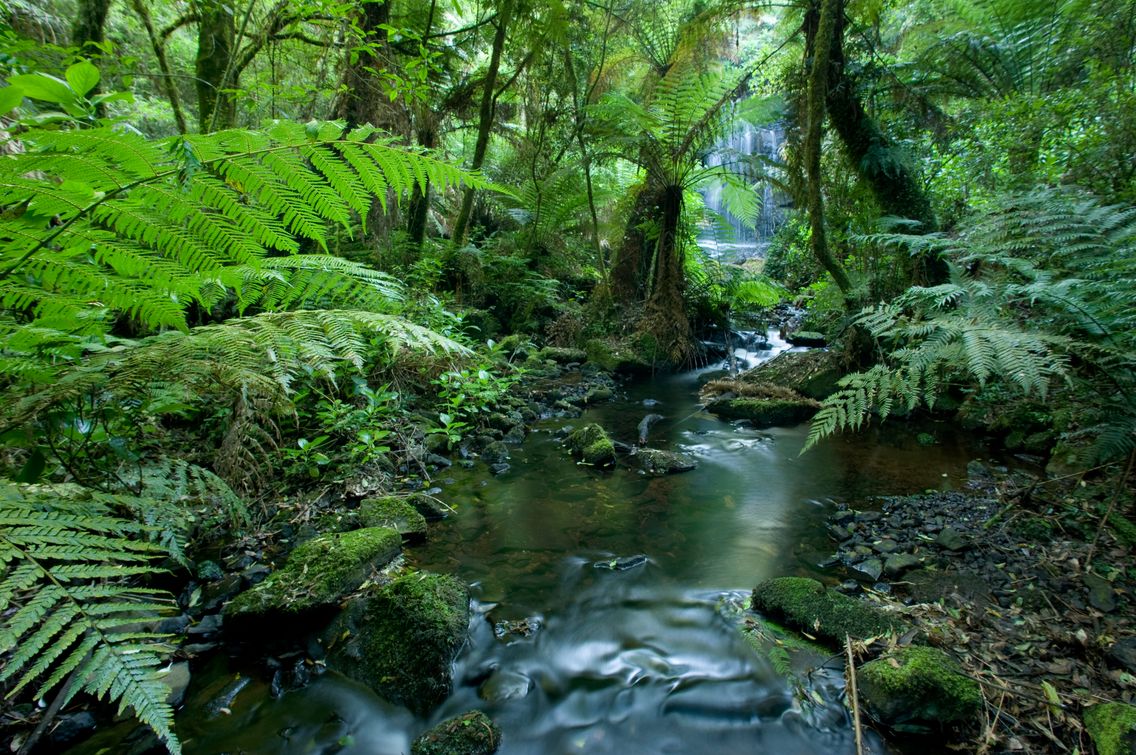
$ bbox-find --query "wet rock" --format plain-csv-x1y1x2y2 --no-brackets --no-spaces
828,524,852,542
411,710,501,755
704,397,819,428
1107,638,1136,674
359,496,428,542
536,347,587,364
1084,702,1136,755
493,617,542,642
1084,573,1117,613
831,510,856,526
502,426,526,445
787,330,826,347
402,491,453,520
426,453,452,468
751,577,908,648
584,337,652,375
883,553,922,577
327,571,469,715
188,613,223,636
736,350,843,399
242,563,271,586
872,539,900,554
159,661,192,707
489,462,511,475
480,441,510,466
633,448,696,475
45,711,97,749
935,527,969,552
594,554,649,571
224,527,401,624
851,558,884,582
157,614,191,635
855,511,882,523
478,669,533,702
564,423,616,467
200,573,243,613
858,646,982,733
585,386,614,404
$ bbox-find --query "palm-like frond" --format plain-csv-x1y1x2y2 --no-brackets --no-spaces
0,481,180,754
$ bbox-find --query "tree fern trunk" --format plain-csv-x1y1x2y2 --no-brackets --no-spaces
452,0,514,246
644,184,694,363
610,182,664,302
196,0,236,132
71,0,111,52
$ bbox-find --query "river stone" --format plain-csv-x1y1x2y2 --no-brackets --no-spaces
536,346,587,364
1107,638,1136,674
478,669,533,702
850,557,884,582
481,441,510,466
736,350,843,400
1084,702,1136,755
705,397,819,428
633,448,696,475
565,423,616,467
158,661,192,707
1084,573,1118,613
751,577,907,648
224,527,401,623
936,527,970,551
858,646,982,733
327,572,470,715
872,539,900,554
400,492,453,521
411,711,501,755
883,553,923,577
786,330,827,347
359,496,428,541
594,554,649,571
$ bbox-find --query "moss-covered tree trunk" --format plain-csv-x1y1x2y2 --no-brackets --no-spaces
610,182,664,302
196,0,236,132
643,184,694,363
333,0,394,129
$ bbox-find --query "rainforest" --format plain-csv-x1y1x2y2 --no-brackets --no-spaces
0,0,1134,752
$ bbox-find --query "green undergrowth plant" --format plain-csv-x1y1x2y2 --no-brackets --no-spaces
804,189,1136,467
0,480,181,753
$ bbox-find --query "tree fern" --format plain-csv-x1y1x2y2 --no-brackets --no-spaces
804,188,1135,463
0,480,180,753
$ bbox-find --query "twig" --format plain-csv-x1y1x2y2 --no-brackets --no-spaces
1085,448,1135,572
845,634,865,755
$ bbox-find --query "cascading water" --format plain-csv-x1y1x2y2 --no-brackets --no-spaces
699,123,787,262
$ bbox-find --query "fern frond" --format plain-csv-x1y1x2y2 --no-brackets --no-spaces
0,480,180,754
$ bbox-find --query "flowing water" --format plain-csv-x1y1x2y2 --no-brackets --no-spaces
157,334,986,755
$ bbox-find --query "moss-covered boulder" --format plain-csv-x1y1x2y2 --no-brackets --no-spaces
738,350,843,400
327,571,470,714
858,646,982,733
536,346,587,364
224,527,401,622
584,337,652,375
358,497,428,541
1084,702,1136,755
706,397,819,428
565,423,616,467
750,577,907,647
411,711,501,755
633,448,696,475
787,330,827,347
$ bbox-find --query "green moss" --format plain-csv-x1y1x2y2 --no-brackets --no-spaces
224,527,401,620
584,337,652,375
858,646,982,731
411,710,501,755
740,350,843,400
565,423,616,467
750,577,907,647
707,398,819,428
1084,702,1136,755
359,496,428,541
329,572,470,714
536,346,587,364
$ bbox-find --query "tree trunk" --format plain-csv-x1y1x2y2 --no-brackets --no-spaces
610,182,664,301
452,0,514,246
132,0,188,133
406,123,436,248
333,0,394,128
196,0,236,132
643,184,694,363
72,0,112,51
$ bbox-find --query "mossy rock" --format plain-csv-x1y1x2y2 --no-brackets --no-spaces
327,571,470,715
564,423,616,467
750,577,907,648
224,527,401,622
401,491,453,521
787,330,827,347
495,334,535,360
411,710,501,755
358,497,428,541
1084,702,1136,755
584,337,652,375
858,646,983,733
536,346,587,364
633,448,696,475
738,350,843,400
706,397,819,428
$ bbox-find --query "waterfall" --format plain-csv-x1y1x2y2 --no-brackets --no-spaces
698,122,787,262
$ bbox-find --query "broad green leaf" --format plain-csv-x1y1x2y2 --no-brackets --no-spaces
65,61,100,97
7,73,75,105
0,86,24,115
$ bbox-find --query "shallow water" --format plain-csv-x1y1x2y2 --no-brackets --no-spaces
166,334,985,755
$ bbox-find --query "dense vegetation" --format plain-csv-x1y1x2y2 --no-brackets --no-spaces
0,0,1133,750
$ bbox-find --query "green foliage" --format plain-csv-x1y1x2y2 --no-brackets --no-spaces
0,480,180,753
804,189,1136,465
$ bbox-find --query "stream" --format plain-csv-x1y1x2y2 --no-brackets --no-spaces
153,333,986,754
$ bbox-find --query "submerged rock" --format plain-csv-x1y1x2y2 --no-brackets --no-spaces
705,397,819,428
358,496,428,541
594,554,649,571
750,577,907,647
858,646,983,733
224,527,401,623
411,710,501,755
565,423,616,467
326,571,470,714
1084,702,1136,755
633,448,696,475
